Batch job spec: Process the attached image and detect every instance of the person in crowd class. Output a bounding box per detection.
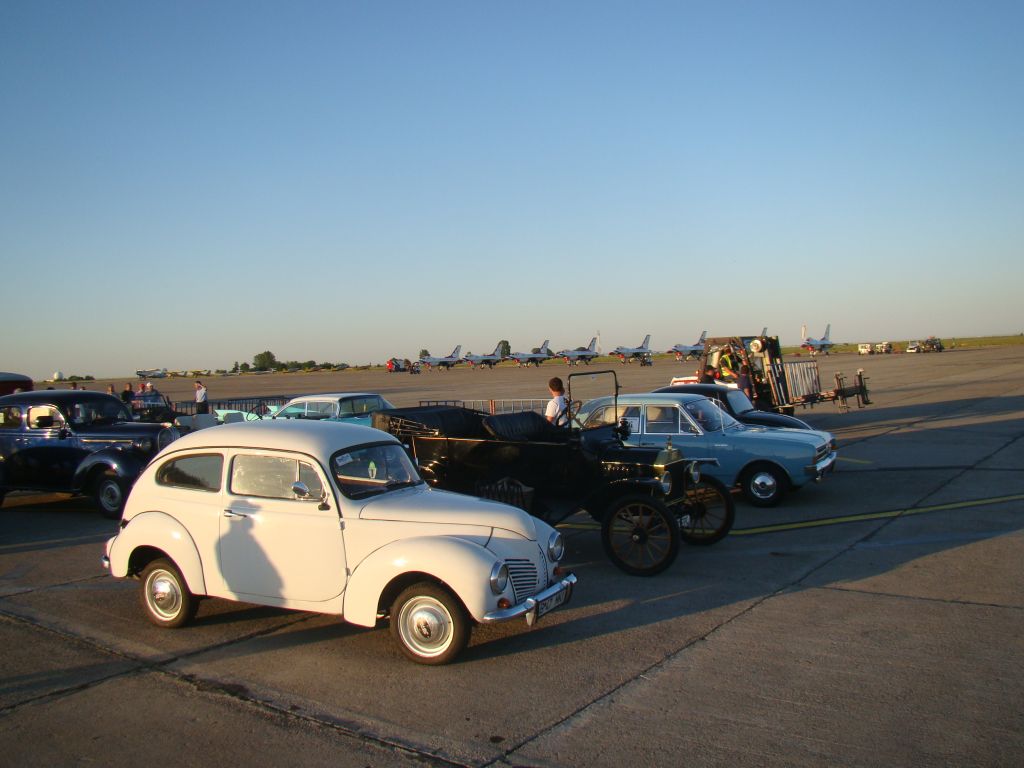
[699,366,717,383]
[121,383,135,404]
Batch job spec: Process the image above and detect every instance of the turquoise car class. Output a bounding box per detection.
[578,393,837,507]
[270,393,395,428]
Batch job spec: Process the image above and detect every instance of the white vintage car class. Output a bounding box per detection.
[103,420,576,664]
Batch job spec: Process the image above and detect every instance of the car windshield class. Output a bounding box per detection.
[684,398,740,432]
[68,397,133,426]
[724,390,755,415]
[331,443,423,499]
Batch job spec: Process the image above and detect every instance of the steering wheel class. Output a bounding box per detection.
[247,403,270,421]
[563,399,584,428]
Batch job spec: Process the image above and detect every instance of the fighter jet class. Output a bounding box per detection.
[800,324,835,355]
[136,368,168,379]
[419,345,463,370]
[556,337,599,366]
[463,343,504,369]
[507,340,550,367]
[668,331,707,361]
[612,334,652,364]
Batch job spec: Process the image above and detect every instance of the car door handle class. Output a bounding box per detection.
[223,509,248,518]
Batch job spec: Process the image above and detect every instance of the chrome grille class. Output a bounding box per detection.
[505,558,540,602]
[815,443,829,462]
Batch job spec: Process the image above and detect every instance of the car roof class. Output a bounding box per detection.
[652,384,733,396]
[590,392,706,407]
[0,390,123,407]
[158,419,397,459]
[283,392,383,403]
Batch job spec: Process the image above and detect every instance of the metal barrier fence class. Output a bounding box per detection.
[173,395,293,416]
[419,399,548,415]
[783,360,823,400]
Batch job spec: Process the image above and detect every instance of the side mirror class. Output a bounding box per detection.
[291,481,311,498]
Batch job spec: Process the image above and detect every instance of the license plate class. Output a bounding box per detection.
[677,514,691,529]
[527,588,568,626]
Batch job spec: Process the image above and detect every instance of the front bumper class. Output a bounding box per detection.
[805,451,837,481]
[481,572,577,627]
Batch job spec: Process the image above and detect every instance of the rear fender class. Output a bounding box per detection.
[72,449,145,493]
[106,511,206,595]
[344,535,500,627]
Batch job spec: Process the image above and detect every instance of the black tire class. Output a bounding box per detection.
[139,558,198,628]
[741,463,788,507]
[601,494,680,576]
[390,582,470,665]
[678,477,735,545]
[94,472,127,519]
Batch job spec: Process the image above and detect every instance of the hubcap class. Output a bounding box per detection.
[147,570,182,620]
[398,597,453,658]
[98,480,122,512]
[750,472,777,500]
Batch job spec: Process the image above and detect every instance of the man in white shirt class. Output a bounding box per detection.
[545,377,568,426]
[194,380,209,415]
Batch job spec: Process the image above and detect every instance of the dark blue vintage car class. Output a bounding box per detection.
[0,390,179,517]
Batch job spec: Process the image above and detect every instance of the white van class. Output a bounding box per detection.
[858,343,874,355]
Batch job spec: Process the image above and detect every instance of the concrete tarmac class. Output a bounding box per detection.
[2,347,1022,766]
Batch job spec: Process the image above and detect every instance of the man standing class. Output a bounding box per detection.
[194,380,209,414]
[121,383,134,404]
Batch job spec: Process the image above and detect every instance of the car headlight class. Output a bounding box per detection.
[688,462,701,484]
[547,530,565,562]
[132,438,153,452]
[156,427,179,451]
[659,471,673,495]
[489,561,509,594]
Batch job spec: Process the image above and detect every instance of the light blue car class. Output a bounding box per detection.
[270,392,395,428]
[577,393,837,507]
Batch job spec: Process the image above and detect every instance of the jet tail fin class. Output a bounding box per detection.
[823,324,831,341]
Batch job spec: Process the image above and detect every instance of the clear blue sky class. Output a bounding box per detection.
[3,1,1021,379]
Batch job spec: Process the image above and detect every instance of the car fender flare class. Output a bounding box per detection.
[344,536,499,628]
[106,511,207,595]
[72,449,145,493]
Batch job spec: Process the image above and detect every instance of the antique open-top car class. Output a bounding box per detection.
[373,372,735,576]
[103,419,576,665]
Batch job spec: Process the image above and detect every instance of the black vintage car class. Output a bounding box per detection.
[653,383,813,429]
[372,373,735,576]
[0,390,179,518]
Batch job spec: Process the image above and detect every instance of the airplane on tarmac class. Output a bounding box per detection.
[136,368,168,379]
[800,324,835,355]
[612,334,652,364]
[668,331,707,361]
[463,343,504,369]
[419,345,463,370]
[556,337,599,366]
[507,340,551,367]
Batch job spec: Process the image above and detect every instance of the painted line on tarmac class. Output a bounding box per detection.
[557,493,1024,536]
[836,456,873,465]
[733,493,1024,535]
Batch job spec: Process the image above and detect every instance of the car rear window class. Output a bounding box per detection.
[156,454,223,492]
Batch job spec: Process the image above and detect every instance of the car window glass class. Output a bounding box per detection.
[276,404,306,419]
[684,399,738,432]
[332,443,420,499]
[725,390,754,414]
[645,405,680,434]
[66,397,131,426]
[231,454,301,500]
[156,454,223,492]
[585,404,640,431]
[337,399,355,417]
[307,401,334,418]
[0,406,22,429]
[28,405,64,430]
[298,461,324,497]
